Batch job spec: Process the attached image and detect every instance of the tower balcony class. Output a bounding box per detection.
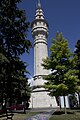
[31,19,49,29]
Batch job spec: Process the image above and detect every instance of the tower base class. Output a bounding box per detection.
[29,88,58,108]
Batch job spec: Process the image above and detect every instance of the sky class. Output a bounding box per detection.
[19,0,80,78]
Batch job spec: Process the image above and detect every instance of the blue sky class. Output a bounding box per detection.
[19,0,80,78]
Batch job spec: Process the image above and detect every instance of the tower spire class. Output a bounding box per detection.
[37,0,41,8]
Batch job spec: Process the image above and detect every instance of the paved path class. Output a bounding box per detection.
[24,111,55,120]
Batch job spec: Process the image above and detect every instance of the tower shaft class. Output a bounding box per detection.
[31,2,49,81]
[29,0,58,109]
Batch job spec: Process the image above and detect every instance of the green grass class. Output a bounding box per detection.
[0,111,39,120]
[49,109,80,120]
[13,112,39,120]
[1,109,80,120]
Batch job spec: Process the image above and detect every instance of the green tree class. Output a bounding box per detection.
[0,51,9,108]
[42,33,79,114]
[6,59,31,107]
[0,0,31,108]
[74,40,80,106]
[75,40,80,79]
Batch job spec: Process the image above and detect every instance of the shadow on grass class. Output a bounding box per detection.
[71,107,80,113]
[53,110,74,115]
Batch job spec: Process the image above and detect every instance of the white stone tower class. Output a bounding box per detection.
[29,0,58,109]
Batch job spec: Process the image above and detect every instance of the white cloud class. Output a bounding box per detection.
[28,76,34,86]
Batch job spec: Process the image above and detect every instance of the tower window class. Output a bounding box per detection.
[39,16,41,18]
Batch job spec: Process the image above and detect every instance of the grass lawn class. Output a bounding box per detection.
[13,111,39,120]
[0,111,39,120]
[1,109,80,120]
[49,109,80,120]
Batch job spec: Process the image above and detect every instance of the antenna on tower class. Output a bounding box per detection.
[37,0,41,8]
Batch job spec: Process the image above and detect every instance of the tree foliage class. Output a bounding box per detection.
[42,33,79,97]
[74,40,80,80]
[42,33,79,113]
[0,0,31,108]
[74,40,80,106]
[0,0,31,57]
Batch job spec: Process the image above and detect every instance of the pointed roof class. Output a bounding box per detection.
[31,0,49,28]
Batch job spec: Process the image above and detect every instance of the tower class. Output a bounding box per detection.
[29,0,58,109]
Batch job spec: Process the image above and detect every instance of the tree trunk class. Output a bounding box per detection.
[63,96,67,114]
[1,94,4,109]
[78,92,80,107]
[23,101,26,114]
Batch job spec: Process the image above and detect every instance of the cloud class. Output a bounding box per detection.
[28,76,33,86]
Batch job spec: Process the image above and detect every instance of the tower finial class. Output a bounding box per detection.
[38,0,41,8]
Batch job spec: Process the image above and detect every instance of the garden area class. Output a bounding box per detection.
[0,109,80,120]
[0,111,39,120]
[50,109,80,120]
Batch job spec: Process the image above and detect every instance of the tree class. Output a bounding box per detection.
[42,33,79,114]
[0,52,9,108]
[0,0,31,57]
[75,40,80,79]
[0,0,31,108]
[6,59,31,107]
[74,40,80,106]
